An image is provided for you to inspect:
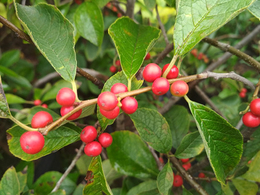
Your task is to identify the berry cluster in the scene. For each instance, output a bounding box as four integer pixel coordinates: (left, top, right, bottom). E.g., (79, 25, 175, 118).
(239, 88, 247, 98)
(98, 83, 138, 119)
(143, 63, 189, 97)
(191, 49, 209, 63)
(80, 126, 113, 157)
(110, 60, 121, 73)
(181, 158, 191, 171)
(242, 98, 260, 128)
(34, 99, 48, 108)
(105, 2, 122, 17)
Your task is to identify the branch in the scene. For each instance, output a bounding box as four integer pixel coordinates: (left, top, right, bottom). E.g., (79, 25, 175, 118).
(126, 0, 135, 19)
(155, 5, 169, 45)
(148, 145, 163, 170)
(188, 158, 209, 174)
(76, 67, 104, 89)
(154, 43, 173, 64)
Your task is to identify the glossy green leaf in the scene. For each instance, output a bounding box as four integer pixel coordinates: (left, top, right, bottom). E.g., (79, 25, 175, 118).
(6, 94, 26, 104)
(15, 3, 77, 82)
(188, 100, 243, 184)
(94, 0, 110, 8)
(175, 131, 204, 159)
(182, 188, 194, 195)
(0, 76, 10, 118)
(49, 190, 66, 195)
(0, 167, 20, 195)
(107, 131, 159, 179)
(17, 172, 27, 193)
(221, 182, 233, 195)
(98, 71, 143, 130)
(103, 159, 124, 185)
(7, 123, 81, 161)
(242, 150, 260, 182)
(130, 108, 172, 153)
(157, 162, 173, 195)
(34, 171, 76, 195)
(76, 155, 92, 175)
(109, 17, 160, 80)
(174, 0, 255, 56)
(144, 0, 156, 9)
(83, 156, 112, 195)
(0, 49, 20, 67)
(165, 0, 175, 7)
(126, 180, 158, 195)
(163, 105, 190, 148)
(74, 1, 104, 46)
(248, 0, 260, 19)
(73, 184, 84, 195)
(232, 178, 258, 195)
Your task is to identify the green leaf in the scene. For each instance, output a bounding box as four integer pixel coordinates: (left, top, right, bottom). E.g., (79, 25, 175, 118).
(0, 49, 20, 67)
(17, 172, 27, 193)
(157, 162, 173, 195)
(188, 100, 243, 184)
(232, 178, 258, 195)
(107, 131, 159, 179)
(126, 180, 158, 195)
(94, 0, 110, 8)
(76, 155, 92, 175)
(15, 3, 77, 82)
(0, 167, 20, 195)
(163, 105, 190, 148)
(121, 177, 142, 195)
(6, 94, 26, 104)
(0, 76, 11, 118)
(174, 0, 256, 56)
(103, 159, 124, 185)
(144, 0, 156, 10)
(130, 108, 172, 153)
(98, 71, 143, 130)
(165, 0, 175, 7)
(248, 0, 260, 20)
(34, 171, 76, 195)
(242, 150, 260, 182)
(49, 190, 66, 195)
(73, 184, 84, 195)
(7, 123, 81, 161)
(182, 188, 194, 195)
(108, 17, 160, 80)
(83, 156, 112, 195)
(175, 131, 204, 159)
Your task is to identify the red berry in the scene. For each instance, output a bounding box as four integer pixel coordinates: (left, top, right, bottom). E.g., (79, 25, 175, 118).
(198, 173, 205, 178)
(121, 97, 138, 114)
(97, 91, 118, 111)
(173, 175, 183, 187)
(152, 77, 170, 96)
(112, 6, 117, 12)
(191, 49, 198, 57)
(84, 141, 102, 157)
(100, 106, 120, 119)
(242, 112, 260, 128)
(31, 111, 53, 128)
(250, 99, 260, 116)
(74, 0, 82, 4)
(111, 83, 128, 94)
(239, 92, 246, 98)
(42, 104, 48, 108)
(20, 131, 45, 154)
(60, 106, 82, 120)
(198, 53, 204, 60)
(203, 56, 209, 63)
(117, 12, 122, 17)
(110, 65, 117, 73)
(142, 63, 162, 83)
(56, 88, 76, 106)
(145, 52, 151, 60)
(159, 157, 164, 164)
(34, 99, 41, 106)
(80, 126, 97, 143)
(181, 158, 189, 163)
(241, 88, 247, 93)
(115, 60, 121, 66)
(98, 133, 113, 148)
(162, 64, 179, 79)
(182, 162, 191, 170)
(170, 81, 189, 97)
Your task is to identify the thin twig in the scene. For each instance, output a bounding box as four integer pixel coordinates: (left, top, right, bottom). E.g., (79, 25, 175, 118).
(76, 67, 104, 89)
(126, 0, 135, 19)
(154, 43, 173, 64)
(51, 143, 85, 192)
(214, 34, 242, 41)
(189, 158, 209, 174)
(156, 5, 169, 45)
(148, 145, 163, 170)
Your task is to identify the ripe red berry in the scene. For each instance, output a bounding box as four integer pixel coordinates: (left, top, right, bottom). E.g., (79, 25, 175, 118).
(173, 175, 183, 187)
(74, 0, 82, 5)
(117, 12, 122, 17)
(181, 158, 189, 163)
(170, 81, 189, 97)
(144, 52, 151, 60)
(42, 104, 48, 108)
(162, 64, 179, 79)
(56, 88, 76, 106)
(121, 97, 138, 114)
(242, 112, 260, 128)
(84, 141, 102, 157)
(34, 99, 41, 106)
(100, 106, 120, 119)
(98, 91, 118, 111)
(198, 53, 204, 60)
(31, 111, 53, 128)
(110, 65, 117, 73)
(111, 83, 128, 94)
(80, 126, 97, 143)
(241, 88, 247, 93)
(98, 133, 113, 148)
(239, 91, 246, 98)
(198, 173, 205, 178)
(115, 60, 121, 66)
(152, 77, 170, 96)
(159, 157, 164, 164)
(142, 63, 162, 83)
(191, 49, 198, 57)
(20, 131, 45, 154)
(60, 106, 82, 120)
(250, 99, 260, 116)
(182, 162, 191, 170)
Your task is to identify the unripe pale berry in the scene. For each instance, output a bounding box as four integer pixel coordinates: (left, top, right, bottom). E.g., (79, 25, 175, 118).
(144, 52, 151, 60)
(121, 97, 138, 114)
(56, 88, 76, 106)
(97, 91, 118, 111)
(110, 65, 117, 73)
(182, 162, 191, 170)
(173, 175, 183, 187)
(20, 131, 45, 154)
(98, 133, 113, 148)
(142, 63, 162, 83)
(162, 64, 179, 79)
(34, 99, 41, 106)
(100, 106, 120, 119)
(111, 83, 128, 94)
(152, 77, 170, 96)
(170, 81, 189, 97)
(80, 126, 97, 143)
(60, 106, 82, 120)
(31, 111, 53, 128)
(242, 112, 260, 128)
(250, 98, 260, 116)
(84, 141, 102, 157)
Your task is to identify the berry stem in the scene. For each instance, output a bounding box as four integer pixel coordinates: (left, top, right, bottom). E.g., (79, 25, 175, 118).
(71, 80, 79, 102)
(10, 115, 38, 131)
(162, 54, 178, 78)
(176, 57, 183, 70)
(128, 78, 132, 91)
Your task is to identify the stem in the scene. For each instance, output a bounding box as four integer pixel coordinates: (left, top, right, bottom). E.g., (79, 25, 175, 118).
(128, 78, 132, 91)
(162, 55, 178, 78)
(10, 116, 38, 131)
(71, 80, 79, 102)
(176, 57, 183, 70)
(76, 67, 104, 89)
